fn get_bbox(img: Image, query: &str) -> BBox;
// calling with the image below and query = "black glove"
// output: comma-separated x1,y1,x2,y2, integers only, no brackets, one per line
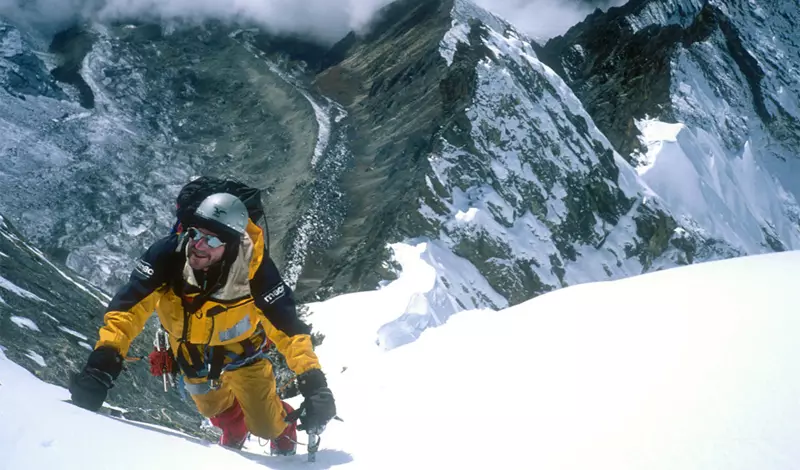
296,369,336,430
69,346,124,412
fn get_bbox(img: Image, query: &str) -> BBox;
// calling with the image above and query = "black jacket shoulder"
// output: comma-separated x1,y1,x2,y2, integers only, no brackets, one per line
106,234,183,313
250,247,311,337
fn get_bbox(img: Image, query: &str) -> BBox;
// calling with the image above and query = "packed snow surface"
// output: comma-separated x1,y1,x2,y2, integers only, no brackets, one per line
3,248,800,469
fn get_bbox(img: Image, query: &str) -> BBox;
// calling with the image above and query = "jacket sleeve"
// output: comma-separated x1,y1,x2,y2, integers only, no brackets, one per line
95,236,176,357
251,252,320,376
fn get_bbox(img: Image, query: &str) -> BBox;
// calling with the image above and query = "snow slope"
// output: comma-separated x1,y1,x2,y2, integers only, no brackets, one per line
632,0,800,253
0,350,276,470
635,118,800,252
3,246,800,469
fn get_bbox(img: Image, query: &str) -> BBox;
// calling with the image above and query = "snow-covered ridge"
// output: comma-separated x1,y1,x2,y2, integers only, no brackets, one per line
539,0,800,265
439,0,507,66
309,250,800,469
635,118,800,252
423,1,703,313
625,0,706,32
623,0,800,150
615,0,800,156
630,0,800,254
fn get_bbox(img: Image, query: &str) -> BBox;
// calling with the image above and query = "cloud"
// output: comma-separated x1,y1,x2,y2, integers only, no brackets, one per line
0,0,396,44
474,0,630,40
0,0,627,44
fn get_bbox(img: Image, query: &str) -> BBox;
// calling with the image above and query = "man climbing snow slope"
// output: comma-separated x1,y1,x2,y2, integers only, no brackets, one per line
69,188,336,455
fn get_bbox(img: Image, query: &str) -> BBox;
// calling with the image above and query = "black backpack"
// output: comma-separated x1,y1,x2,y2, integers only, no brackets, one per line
174,176,270,250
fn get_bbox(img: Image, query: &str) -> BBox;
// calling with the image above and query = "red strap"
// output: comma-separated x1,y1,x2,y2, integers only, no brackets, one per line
148,349,174,376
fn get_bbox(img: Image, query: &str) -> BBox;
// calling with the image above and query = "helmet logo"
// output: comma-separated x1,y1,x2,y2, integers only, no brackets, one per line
195,193,246,235
212,205,227,218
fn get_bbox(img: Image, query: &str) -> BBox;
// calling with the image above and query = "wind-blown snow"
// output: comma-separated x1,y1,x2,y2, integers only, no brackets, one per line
618,0,800,258
24,350,46,367
41,311,60,323
58,326,89,341
3,250,800,469
634,119,683,175
0,275,48,303
624,0,800,256
9,316,41,332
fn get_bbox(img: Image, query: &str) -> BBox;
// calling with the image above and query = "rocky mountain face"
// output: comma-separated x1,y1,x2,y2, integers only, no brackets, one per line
1,0,797,432
309,0,745,307
540,0,800,255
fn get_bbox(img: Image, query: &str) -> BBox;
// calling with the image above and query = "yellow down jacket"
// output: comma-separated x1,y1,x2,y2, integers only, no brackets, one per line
95,220,319,377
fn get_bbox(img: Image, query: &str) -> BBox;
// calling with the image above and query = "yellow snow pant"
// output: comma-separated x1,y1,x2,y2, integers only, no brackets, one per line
184,359,288,439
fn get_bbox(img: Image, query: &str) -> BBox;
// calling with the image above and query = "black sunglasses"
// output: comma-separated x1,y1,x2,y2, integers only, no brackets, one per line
186,227,226,248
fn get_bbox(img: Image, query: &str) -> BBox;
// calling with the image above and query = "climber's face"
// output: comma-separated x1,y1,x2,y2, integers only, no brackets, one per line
187,227,225,271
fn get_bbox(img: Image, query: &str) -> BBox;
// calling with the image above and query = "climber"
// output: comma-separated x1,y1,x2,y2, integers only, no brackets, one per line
69,189,336,455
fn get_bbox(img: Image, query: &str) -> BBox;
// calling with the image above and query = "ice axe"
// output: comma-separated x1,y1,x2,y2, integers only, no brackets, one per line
285,404,343,462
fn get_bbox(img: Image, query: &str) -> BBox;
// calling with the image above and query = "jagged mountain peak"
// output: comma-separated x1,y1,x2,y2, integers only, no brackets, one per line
540,0,800,256
543,0,799,152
